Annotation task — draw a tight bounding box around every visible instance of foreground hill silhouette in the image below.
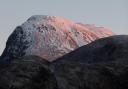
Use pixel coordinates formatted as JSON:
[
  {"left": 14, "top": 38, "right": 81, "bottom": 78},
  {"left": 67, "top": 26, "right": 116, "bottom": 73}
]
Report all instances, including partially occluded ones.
[
  {"left": 0, "top": 55, "right": 128, "bottom": 89},
  {"left": 1, "top": 15, "right": 115, "bottom": 62},
  {"left": 53, "top": 35, "right": 128, "bottom": 64},
  {"left": 52, "top": 62, "right": 128, "bottom": 89}
]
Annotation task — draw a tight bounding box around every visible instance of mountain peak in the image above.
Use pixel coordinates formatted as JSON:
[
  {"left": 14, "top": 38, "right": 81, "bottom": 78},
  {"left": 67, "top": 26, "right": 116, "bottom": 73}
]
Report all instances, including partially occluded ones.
[{"left": 1, "top": 15, "right": 115, "bottom": 62}]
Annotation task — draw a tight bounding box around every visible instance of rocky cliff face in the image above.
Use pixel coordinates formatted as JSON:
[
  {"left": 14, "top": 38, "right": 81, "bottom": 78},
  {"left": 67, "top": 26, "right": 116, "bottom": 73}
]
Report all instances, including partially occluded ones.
[{"left": 1, "top": 15, "right": 115, "bottom": 61}]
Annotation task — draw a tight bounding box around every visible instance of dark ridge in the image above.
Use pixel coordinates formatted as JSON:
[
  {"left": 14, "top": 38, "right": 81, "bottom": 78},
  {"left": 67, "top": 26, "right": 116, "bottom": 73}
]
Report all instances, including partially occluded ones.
[
  {"left": 52, "top": 61, "right": 128, "bottom": 89},
  {"left": 0, "top": 55, "right": 128, "bottom": 89},
  {"left": 52, "top": 35, "right": 128, "bottom": 64}
]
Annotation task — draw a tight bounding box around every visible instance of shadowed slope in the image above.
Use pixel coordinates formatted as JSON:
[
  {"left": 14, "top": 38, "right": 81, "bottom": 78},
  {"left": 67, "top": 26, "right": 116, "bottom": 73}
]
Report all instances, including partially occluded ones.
[
  {"left": 53, "top": 35, "right": 128, "bottom": 64},
  {"left": 0, "top": 55, "right": 128, "bottom": 89},
  {"left": 52, "top": 61, "right": 128, "bottom": 89}
]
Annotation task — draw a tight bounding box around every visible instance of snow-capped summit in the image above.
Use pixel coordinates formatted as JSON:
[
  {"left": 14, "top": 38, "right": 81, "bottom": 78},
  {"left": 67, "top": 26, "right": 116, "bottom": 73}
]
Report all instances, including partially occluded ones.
[{"left": 1, "top": 15, "right": 115, "bottom": 61}]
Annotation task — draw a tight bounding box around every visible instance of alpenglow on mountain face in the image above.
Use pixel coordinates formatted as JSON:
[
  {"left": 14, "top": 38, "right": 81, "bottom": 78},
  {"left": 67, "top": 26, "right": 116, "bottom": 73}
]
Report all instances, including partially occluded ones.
[{"left": 1, "top": 15, "right": 115, "bottom": 61}]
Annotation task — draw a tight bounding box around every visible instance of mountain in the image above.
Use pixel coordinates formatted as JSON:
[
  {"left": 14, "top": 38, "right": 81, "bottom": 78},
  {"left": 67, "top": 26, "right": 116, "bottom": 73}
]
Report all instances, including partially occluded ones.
[
  {"left": 1, "top": 15, "right": 115, "bottom": 62},
  {"left": 53, "top": 35, "right": 128, "bottom": 64}
]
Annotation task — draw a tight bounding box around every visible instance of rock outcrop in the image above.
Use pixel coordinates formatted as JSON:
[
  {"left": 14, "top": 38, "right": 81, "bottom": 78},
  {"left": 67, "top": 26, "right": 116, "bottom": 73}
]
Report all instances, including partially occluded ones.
[
  {"left": 1, "top": 15, "right": 115, "bottom": 62},
  {"left": 53, "top": 35, "right": 128, "bottom": 64}
]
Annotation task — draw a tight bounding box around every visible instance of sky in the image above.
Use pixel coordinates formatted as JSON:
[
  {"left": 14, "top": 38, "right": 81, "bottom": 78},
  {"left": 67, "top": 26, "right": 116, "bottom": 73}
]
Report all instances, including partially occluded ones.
[{"left": 0, "top": 0, "right": 128, "bottom": 55}]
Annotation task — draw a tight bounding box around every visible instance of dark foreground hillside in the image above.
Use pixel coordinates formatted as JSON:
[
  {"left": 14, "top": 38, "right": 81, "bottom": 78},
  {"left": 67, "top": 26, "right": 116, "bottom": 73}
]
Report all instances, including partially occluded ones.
[
  {"left": 52, "top": 62, "right": 128, "bottom": 89},
  {"left": 53, "top": 35, "right": 128, "bottom": 64},
  {"left": 0, "top": 56, "right": 128, "bottom": 89}
]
